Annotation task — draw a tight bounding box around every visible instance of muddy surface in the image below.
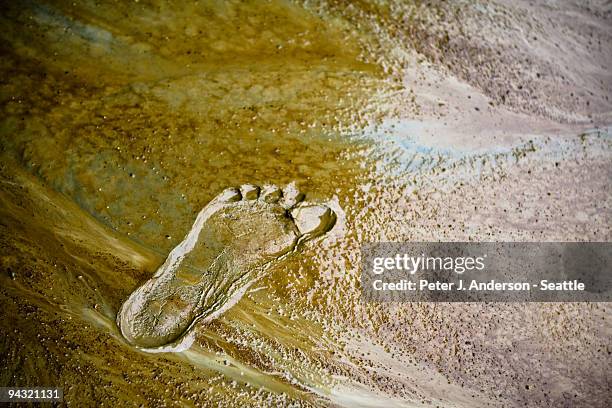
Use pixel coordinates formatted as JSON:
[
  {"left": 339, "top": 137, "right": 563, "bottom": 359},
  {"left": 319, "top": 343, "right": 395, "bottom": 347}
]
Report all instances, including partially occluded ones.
[{"left": 0, "top": 0, "right": 610, "bottom": 407}]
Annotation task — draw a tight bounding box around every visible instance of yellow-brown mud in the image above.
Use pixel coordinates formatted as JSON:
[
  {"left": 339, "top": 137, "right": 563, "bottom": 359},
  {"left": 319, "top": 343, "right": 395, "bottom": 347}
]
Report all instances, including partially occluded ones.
[{"left": 1, "top": 1, "right": 611, "bottom": 407}]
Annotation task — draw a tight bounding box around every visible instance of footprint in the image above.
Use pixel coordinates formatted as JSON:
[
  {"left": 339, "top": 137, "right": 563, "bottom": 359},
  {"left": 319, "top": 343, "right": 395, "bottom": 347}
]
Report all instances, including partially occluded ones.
[{"left": 117, "top": 183, "right": 336, "bottom": 349}]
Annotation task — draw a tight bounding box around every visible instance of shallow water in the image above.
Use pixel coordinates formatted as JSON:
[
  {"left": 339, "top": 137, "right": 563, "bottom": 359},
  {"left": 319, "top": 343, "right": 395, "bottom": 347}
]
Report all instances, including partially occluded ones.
[{"left": 1, "top": 1, "right": 611, "bottom": 407}]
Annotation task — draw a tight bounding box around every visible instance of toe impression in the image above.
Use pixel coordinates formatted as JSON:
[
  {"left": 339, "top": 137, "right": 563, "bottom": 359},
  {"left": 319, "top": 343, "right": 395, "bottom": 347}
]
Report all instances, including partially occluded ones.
[
  {"left": 280, "top": 182, "right": 305, "bottom": 209},
  {"left": 217, "top": 187, "right": 242, "bottom": 203},
  {"left": 240, "top": 184, "right": 260, "bottom": 200},
  {"left": 290, "top": 204, "right": 336, "bottom": 239},
  {"left": 260, "top": 184, "right": 282, "bottom": 203}
]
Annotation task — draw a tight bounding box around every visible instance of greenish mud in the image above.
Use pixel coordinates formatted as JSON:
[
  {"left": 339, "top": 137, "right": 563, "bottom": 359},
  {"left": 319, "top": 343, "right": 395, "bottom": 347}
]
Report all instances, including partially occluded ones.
[
  {"left": 0, "top": 1, "right": 384, "bottom": 405},
  {"left": 1, "top": 0, "right": 611, "bottom": 407}
]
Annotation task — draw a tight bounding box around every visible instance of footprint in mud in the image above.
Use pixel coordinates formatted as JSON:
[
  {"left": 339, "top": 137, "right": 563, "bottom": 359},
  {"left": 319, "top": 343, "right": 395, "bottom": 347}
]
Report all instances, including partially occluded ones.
[{"left": 117, "top": 183, "right": 336, "bottom": 349}]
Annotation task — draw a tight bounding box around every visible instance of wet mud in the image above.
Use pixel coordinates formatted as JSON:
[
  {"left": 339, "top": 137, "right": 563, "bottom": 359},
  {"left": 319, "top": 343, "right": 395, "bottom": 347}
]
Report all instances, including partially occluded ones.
[
  {"left": 118, "top": 183, "right": 336, "bottom": 350},
  {"left": 1, "top": 0, "right": 611, "bottom": 407}
]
